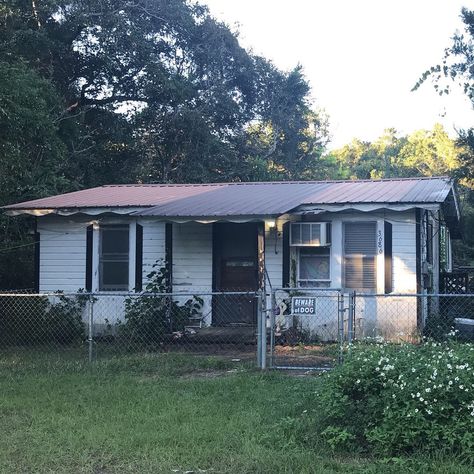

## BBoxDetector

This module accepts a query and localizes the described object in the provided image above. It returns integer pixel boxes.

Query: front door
[213,223,259,326]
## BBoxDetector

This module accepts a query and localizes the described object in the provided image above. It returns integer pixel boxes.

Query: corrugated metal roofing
[3,177,454,217]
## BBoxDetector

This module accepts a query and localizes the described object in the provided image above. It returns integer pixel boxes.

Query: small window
[343,222,377,291]
[298,247,331,288]
[99,225,129,291]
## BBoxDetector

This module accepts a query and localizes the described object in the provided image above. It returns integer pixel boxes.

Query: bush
[0,293,86,345]
[311,341,474,458]
[119,262,203,347]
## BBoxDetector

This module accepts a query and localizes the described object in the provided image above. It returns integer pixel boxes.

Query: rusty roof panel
[3,177,454,217]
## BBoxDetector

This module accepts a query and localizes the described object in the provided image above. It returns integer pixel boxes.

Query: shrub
[312,341,474,458]
[0,293,86,345]
[119,262,203,347]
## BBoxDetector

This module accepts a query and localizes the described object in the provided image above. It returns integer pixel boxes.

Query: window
[343,222,377,291]
[298,247,331,288]
[99,225,129,291]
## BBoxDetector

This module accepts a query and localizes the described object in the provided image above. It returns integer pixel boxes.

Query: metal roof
[3,177,455,217]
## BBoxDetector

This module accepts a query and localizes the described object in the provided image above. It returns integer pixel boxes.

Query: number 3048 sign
[291,297,317,315]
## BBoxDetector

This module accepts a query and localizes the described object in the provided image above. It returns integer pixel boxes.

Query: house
[3,177,461,340]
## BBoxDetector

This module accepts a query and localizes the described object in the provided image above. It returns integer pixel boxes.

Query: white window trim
[92,221,136,293]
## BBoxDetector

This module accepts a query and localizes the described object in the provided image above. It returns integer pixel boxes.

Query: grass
[0,351,472,473]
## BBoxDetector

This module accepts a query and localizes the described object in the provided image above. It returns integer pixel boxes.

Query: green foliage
[413,8,474,106]
[310,342,474,458]
[329,125,460,180]
[0,0,332,289]
[0,293,86,345]
[119,261,203,347]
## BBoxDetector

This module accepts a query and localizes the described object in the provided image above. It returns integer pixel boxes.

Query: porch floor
[187,325,256,344]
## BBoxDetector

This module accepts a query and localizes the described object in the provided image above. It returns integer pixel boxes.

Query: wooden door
[213,223,259,326]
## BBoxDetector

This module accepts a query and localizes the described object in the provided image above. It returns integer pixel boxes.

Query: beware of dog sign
[291,297,317,315]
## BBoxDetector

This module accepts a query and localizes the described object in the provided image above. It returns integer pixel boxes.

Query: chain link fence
[0,291,263,364]
[269,288,344,370]
[268,289,474,370]
[2,290,474,370]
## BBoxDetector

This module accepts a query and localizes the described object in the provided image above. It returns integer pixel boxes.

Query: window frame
[297,246,332,288]
[342,221,377,292]
[99,224,130,291]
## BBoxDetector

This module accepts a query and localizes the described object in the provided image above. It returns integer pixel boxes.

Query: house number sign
[291,297,317,315]
[377,229,383,254]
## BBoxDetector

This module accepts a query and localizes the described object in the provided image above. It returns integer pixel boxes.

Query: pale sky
[204,0,474,149]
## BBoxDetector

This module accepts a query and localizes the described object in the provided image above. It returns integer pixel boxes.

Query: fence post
[338,292,345,364]
[88,294,94,363]
[269,290,276,369]
[257,292,263,368]
[260,292,267,369]
[348,291,356,344]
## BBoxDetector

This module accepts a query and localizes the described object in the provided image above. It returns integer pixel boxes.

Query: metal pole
[269,290,276,369]
[260,293,267,369]
[347,291,355,344]
[338,293,344,364]
[257,293,262,368]
[88,295,94,363]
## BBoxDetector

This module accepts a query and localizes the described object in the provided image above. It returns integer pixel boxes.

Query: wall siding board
[140,219,166,285]
[265,225,283,288]
[172,222,212,291]
[38,221,88,292]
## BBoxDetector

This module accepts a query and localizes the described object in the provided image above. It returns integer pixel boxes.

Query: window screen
[298,247,330,288]
[100,226,129,291]
[343,222,377,291]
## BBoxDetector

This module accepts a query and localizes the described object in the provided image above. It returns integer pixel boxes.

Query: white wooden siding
[172,222,213,291]
[140,219,166,285]
[390,214,417,293]
[265,223,283,288]
[38,220,88,292]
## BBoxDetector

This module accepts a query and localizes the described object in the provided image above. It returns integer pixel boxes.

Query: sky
[204,0,474,149]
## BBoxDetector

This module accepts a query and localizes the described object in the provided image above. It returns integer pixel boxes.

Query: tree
[329,125,459,180]
[0,60,68,288]
[413,7,474,265]
[0,0,331,288]
[1,0,330,185]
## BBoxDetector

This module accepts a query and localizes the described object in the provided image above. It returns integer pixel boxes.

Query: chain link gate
[267,288,347,370]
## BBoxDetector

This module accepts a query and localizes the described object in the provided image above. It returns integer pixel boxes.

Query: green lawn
[0,352,470,473]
